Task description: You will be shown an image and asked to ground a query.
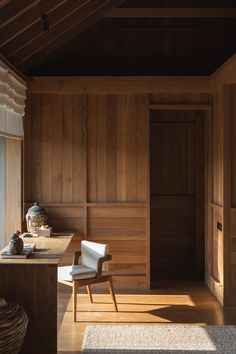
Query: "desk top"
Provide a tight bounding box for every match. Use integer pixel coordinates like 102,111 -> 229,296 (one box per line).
0,233 -> 73,265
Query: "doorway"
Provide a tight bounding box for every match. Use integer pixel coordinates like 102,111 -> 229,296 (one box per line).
150,109 -> 205,287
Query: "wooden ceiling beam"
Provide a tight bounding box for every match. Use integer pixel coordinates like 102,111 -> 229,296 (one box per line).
0,0 -> 42,28
10,0 -> 127,71
7,0 -> 100,62
1,0 -> 70,46
105,8 -> 236,18
1,0 -> 85,52
2,0 -> 95,58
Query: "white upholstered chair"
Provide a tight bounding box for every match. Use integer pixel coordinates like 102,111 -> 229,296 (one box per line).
58,240 -> 118,321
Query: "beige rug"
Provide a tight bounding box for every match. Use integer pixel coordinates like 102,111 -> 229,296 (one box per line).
81,324 -> 236,353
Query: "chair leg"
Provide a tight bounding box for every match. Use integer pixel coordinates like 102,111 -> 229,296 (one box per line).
73,282 -> 77,322
107,277 -> 118,312
87,285 -> 93,303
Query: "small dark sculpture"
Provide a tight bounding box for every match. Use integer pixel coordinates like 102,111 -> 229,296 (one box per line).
7,230 -> 23,255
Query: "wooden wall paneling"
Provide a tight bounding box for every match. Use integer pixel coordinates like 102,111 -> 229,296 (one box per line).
72,94 -> 87,204
231,209 -> 236,239
23,95 -> 31,201
205,88 -> 224,304
113,275 -> 148,289
87,205 -> 147,277
81,94 -> 88,238
5,138 -> 22,243
62,95 -> 73,203
136,94 -> 148,202
195,111 -> 205,274
212,205 -> 224,284
146,102 -> 150,286
223,85 -> 232,305
96,95 -> 107,202
150,93 -> 211,105
231,85 -> 236,207
87,94 -> 97,202
149,104 -> 210,111
116,95 -> 127,201
24,78 -> 225,290
43,205 -> 84,265
41,94 -> 53,202
205,108 -> 213,289
106,95 -> 117,201
51,95 -> 63,202
126,95 -> 137,201
30,94 -> 42,202
151,196 -> 196,273
212,89 -> 223,206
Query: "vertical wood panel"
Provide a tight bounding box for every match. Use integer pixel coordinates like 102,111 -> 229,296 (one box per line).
96,95 -> 107,202
24,96 -> 31,201
72,94 -> 86,203
116,95 -> 127,201
41,95 -> 52,202
126,95 -> 137,201
106,95 -> 117,201
51,95 -> 63,202
195,112 -> 205,273
222,85 -> 232,305
231,86 -> 236,207
30,95 -> 42,201
87,95 -> 97,202
136,94 -> 148,202
62,95 -> 73,203
213,89 -> 223,205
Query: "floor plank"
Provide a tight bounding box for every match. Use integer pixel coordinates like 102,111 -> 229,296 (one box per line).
57,281 -> 236,353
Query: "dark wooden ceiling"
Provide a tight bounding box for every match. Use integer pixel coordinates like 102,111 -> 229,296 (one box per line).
1,0 -> 236,76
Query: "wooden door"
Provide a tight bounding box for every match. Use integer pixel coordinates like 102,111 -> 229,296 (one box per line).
150,110 -> 205,284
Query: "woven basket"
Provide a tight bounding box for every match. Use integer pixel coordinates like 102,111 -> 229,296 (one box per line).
0,299 -> 28,354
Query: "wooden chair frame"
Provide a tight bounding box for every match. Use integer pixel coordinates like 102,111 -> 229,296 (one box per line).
59,250 -> 118,321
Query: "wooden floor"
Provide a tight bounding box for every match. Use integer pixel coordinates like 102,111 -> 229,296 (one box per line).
57,280 -> 236,354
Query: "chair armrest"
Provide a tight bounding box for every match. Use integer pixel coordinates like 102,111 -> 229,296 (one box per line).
97,254 -> 112,276
73,250 -> 81,265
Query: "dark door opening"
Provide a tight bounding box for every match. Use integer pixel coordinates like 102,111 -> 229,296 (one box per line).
150,110 -> 205,287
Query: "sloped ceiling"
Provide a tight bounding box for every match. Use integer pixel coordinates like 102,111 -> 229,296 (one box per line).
1,0 -> 236,75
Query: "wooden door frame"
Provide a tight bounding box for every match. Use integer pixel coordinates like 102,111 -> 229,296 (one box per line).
148,103 -> 211,287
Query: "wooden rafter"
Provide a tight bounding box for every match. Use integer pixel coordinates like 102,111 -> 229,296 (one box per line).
0,0 -> 42,27
105,8 -> 236,18
10,0 -> 127,71
1,0 -> 87,54
8,0 -> 102,63
1,0 -> 70,46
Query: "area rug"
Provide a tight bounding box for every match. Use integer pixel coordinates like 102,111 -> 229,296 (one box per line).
81,324 -> 236,353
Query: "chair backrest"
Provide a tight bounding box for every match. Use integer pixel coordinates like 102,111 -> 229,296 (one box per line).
81,240 -> 109,271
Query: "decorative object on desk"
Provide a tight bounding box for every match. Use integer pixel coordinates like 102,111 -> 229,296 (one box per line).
0,298 -> 28,354
26,202 -> 48,235
1,242 -> 36,259
7,230 -> 23,255
38,225 -> 52,237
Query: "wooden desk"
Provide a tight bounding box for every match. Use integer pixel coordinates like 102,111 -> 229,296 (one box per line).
0,233 -> 73,354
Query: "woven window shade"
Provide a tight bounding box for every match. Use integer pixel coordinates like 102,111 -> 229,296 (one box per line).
0,61 -> 26,139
